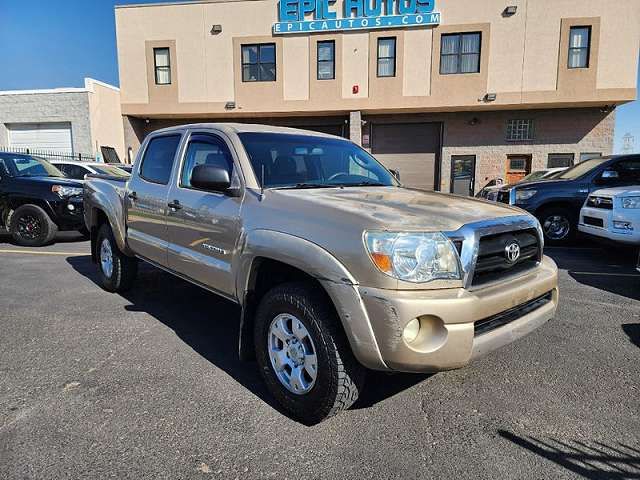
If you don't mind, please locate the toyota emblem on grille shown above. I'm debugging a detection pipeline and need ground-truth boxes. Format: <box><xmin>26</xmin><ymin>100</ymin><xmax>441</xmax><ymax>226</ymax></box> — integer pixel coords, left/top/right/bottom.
<box><xmin>505</xmin><ymin>242</ymin><xmax>521</xmax><ymax>263</ymax></box>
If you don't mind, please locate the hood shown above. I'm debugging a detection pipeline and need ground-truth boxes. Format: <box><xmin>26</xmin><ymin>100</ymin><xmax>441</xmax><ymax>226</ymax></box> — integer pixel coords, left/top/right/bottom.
<box><xmin>13</xmin><ymin>176</ymin><xmax>84</xmax><ymax>188</ymax></box>
<box><xmin>591</xmin><ymin>186</ymin><xmax>640</xmax><ymax>198</ymax></box>
<box><xmin>270</xmin><ymin>186</ymin><xmax>524</xmax><ymax>232</ymax></box>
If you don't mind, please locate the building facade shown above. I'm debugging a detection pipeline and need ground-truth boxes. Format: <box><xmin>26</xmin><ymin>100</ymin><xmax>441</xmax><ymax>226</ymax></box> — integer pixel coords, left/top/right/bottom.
<box><xmin>0</xmin><ymin>78</ymin><xmax>125</xmax><ymax>161</ymax></box>
<box><xmin>115</xmin><ymin>0</ymin><xmax>640</xmax><ymax>193</ymax></box>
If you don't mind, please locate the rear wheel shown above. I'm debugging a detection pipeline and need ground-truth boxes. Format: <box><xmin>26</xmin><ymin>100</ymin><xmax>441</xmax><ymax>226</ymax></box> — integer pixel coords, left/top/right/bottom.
<box><xmin>538</xmin><ymin>207</ymin><xmax>575</xmax><ymax>245</ymax></box>
<box><xmin>254</xmin><ymin>282</ymin><xmax>365</xmax><ymax>424</ymax></box>
<box><xmin>95</xmin><ymin>223</ymin><xmax>138</xmax><ymax>292</ymax></box>
<box><xmin>9</xmin><ymin>204</ymin><xmax>57</xmax><ymax>247</ymax></box>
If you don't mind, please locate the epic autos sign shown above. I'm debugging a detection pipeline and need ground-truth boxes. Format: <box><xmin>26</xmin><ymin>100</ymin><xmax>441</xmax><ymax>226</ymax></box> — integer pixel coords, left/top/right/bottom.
<box><xmin>273</xmin><ymin>0</ymin><xmax>441</xmax><ymax>34</ymax></box>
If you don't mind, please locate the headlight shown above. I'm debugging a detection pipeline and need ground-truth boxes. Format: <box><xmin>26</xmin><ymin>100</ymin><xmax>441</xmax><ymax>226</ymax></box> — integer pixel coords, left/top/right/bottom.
<box><xmin>364</xmin><ymin>231</ymin><xmax>461</xmax><ymax>283</ymax></box>
<box><xmin>52</xmin><ymin>185</ymin><xmax>83</xmax><ymax>198</ymax></box>
<box><xmin>515</xmin><ymin>189</ymin><xmax>537</xmax><ymax>202</ymax></box>
<box><xmin>622</xmin><ymin>197</ymin><xmax>640</xmax><ymax>209</ymax></box>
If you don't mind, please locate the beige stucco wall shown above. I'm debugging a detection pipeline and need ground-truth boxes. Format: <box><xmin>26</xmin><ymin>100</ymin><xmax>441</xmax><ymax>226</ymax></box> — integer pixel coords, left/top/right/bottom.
<box><xmin>86</xmin><ymin>80</ymin><xmax>125</xmax><ymax>160</ymax></box>
<box><xmin>115</xmin><ymin>0</ymin><xmax>639</xmax><ymax>117</ymax></box>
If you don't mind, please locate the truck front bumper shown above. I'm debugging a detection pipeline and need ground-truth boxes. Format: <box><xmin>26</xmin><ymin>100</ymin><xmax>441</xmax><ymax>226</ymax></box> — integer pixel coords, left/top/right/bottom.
<box><xmin>353</xmin><ymin>256</ymin><xmax>558</xmax><ymax>373</ymax></box>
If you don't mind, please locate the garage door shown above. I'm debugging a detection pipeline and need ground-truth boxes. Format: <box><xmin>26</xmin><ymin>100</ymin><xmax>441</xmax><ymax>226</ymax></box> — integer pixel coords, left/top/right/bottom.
<box><xmin>371</xmin><ymin>123</ymin><xmax>441</xmax><ymax>190</ymax></box>
<box><xmin>8</xmin><ymin>123</ymin><xmax>73</xmax><ymax>154</ymax></box>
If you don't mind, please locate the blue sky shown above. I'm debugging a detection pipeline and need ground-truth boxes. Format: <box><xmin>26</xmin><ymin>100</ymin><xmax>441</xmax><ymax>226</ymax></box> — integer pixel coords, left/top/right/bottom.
<box><xmin>0</xmin><ymin>0</ymin><xmax>637</xmax><ymax>153</ymax></box>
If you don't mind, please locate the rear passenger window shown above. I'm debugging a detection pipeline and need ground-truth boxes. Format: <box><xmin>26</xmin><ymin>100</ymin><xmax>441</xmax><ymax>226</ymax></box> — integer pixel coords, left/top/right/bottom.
<box><xmin>180</xmin><ymin>136</ymin><xmax>234</xmax><ymax>188</ymax></box>
<box><xmin>140</xmin><ymin>135</ymin><xmax>181</xmax><ymax>185</ymax></box>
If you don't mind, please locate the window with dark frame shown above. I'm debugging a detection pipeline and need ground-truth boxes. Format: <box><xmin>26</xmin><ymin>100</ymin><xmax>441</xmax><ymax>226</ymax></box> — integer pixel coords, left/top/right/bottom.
<box><xmin>241</xmin><ymin>43</ymin><xmax>276</xmax><ymax>82</ymax></box>
<box><xmin>440</xmin><ymin>32</ymin><xmax>481</xmax><ymax>75</ymax></box>
<box><xmin>153</xmin><ymin>48</ymin><xmax>171</xmax><ymax>85</ymax></box>
<box><xmin>506</xmin><ymin>119</ymin><xmax>535</xmax><ymax>141</ymax></box>
<box><xmin>568</xmin><ymin>26</ymin><xmax>591</xmax><ymax>69</ymax></box>
<box><xmin>548</xmin><ymin>153</ymin><xmax>575</xmax><ymax>168</ymax></box>
<box><xmin>317</xmin><ymin>41</ymin><xmax>335</xmax><ymax>80</ymax></box>
<box><xmin>377</xmin><ymin>37</ymin><xmax>396</xmax><ymax>77</ymax></box>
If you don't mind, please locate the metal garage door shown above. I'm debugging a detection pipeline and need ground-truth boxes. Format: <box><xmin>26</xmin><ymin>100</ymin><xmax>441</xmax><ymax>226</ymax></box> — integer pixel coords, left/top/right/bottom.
<box><xmin>8</xmin><ymin>123</ymin><xmax>73</xmax><ymax>154</ymax></box>
<box><xmin>371</xmin><ymin>123</ymin><xmax>441</xmax><ymax>190</ymax></box>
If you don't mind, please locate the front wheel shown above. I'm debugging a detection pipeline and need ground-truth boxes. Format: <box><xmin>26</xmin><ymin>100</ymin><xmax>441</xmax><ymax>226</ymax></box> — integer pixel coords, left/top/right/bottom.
<box><xmin>254</xmin><ymin>283</ymin><xmax>365</xmax><ymax>424</ymax></box>
<box><xmin>9</xmin><ymin>204</ymin><xmax>58</xmax><ymax>247</ymax></box>
<box><xmin>95</xmin><ymin>223</ymin><xmax>138</xmax><ymax>292</ymax></box>
<box><xmin>538</xmin><ymin>207</ymin><xmax>575</xmax><ymax>245</ymax></box>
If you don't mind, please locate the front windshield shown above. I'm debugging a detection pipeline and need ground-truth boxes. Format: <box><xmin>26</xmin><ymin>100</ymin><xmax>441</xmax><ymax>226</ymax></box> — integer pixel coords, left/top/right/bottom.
<box><xmin>92</xmin><ymin>165</ymin><xmax>130</xmax><ymax>177</ymax></box>
<box><xmin>556</xmin><ymin>158</ymin><xmax>609</xmax><ymax>180</ymax></box>
<box><xmin>0</xmin><ymin>154</ymin><xmax>64</xmax><ymax>178</ymax></box>
<box><xmin>238</xmin><ymin>132</ymin><xmax>397</xmax><ymax>189</ymax></box>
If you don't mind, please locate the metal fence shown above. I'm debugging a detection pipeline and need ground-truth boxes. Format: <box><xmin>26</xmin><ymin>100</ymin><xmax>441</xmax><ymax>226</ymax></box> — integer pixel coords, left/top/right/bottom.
<box><xmin>0</xmin><ymin>146</ymin><xmax>96</xmax><ymax>163</ymax></box>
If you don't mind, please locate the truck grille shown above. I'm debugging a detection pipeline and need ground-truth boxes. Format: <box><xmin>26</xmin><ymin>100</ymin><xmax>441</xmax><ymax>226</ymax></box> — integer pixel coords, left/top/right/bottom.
<box><xmin>586</xmin><ymin>196</ymin><xmax>613</xmax><ymax>210</ymax></box>
<box><xmin>496</xmin><ymin>190</ymin><xmax>511</xmax><ymax>205</ymax></box>
<box><xmin>471</xmin><ymin>228</ymin><xmax>540</xmax><ymax>287</ymax></box>
<box><xmin>474</xmin><ymin>291</ymin><xmax>553</xmax><ymax>336</ymax></box>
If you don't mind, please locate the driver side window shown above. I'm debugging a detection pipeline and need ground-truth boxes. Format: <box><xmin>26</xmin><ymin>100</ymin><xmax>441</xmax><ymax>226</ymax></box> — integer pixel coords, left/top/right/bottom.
<box><xmin>180</xmin><ymin>135</ymin><xmax>234</xmax><ymax>189</ymax></box>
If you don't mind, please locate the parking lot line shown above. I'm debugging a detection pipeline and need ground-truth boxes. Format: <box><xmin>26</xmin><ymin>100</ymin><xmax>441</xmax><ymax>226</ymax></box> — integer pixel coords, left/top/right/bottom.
<box><xmin>0</xmin><ymin>249</ymin><xmax>87</xmax><ymax>256</ymax></box>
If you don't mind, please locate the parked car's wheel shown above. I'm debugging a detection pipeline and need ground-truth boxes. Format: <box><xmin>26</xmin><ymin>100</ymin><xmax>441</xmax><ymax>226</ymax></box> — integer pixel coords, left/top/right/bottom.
<box><xmin>9</xmin><ymin>204</ymin><xmax>58</xmax><ymax>247</ymax></box>
<box><xmin>254</xmin><ymin>282</ymin><xmax>365</xmax><ymax>424</ymax></box>
<box><xmin>95</xmin><ymin>223</ymin><xmax>137</xmax><ymax>292</ymax></box>
<box><xmin>538</xmin><ymin>207</ymin><xmax>575</xmax><ymax>245</ymax></box>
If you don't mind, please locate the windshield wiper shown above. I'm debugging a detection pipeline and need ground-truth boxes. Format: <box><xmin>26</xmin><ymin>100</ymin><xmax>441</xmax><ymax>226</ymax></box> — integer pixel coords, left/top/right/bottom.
<box><xmin>336</xmin><ymin>181</ymin><xmax>387</xmax><ymax>187</ymax></box>
<box><xmin>273</xmin><ymin>183</ymin><xmax>341</xmax><ymax>190</ymax></box>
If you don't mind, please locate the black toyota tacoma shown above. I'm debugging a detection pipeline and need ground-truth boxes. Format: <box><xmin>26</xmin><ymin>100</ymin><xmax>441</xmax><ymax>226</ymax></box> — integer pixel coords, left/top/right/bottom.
<box><xmin>0</xmin><ymin>152</ymin><xmax>85</xmax><ymax>246</ymax></box>
<box><xmin>495</xmin><ymin>154</ymin><xmax>640</xmax><ymax>244</ymax></box>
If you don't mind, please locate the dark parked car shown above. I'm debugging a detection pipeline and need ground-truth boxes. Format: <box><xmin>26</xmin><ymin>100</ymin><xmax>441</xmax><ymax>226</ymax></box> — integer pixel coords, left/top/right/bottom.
<box><xmin>495</xmin><ymin>154</ymin><xmax>640</xmax><ymax>244</ymax></box>
<box><xmin>0</xmin><ymin>153</ymin><xmax>85</xmax><ymax>246</ymax></box>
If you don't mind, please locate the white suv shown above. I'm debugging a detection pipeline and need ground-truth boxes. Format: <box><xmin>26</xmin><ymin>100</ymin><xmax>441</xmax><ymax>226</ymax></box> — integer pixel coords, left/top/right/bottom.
<box><xmin>579</xmin><ymin>186</ymin><xmax>640</xmax><ymax>244</ymax></box>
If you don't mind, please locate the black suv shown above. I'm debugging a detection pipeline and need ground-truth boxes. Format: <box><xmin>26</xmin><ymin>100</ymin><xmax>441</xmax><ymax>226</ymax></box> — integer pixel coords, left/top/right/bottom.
<box><xmin>496</xmin><ymin>154</ymin><xmax>640</xmax><ymax>244</ymax></box>
<box><xmin>0</xmin><ymin>152</ymin><xmax>86</xmax><ymax>246</ymax></box>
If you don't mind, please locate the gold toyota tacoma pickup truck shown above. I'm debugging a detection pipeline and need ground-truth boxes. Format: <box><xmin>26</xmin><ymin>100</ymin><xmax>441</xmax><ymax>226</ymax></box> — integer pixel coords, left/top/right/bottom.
<box><xmin>84</xmin><ymin>124</ymin><xmax>558</xmax><ymax>424</ymax></box>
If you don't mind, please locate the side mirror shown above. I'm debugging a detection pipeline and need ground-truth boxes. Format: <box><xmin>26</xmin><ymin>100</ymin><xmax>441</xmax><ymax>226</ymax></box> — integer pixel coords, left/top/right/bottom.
<box><xmin>389</xmin><ymin>169</ymin><xmax>401</xmax><ymax>181</ymax></box>
<box><xmin>190</xmin><ymin>165</ymin><xmax>231</xmax><ymax>192</ymax></box>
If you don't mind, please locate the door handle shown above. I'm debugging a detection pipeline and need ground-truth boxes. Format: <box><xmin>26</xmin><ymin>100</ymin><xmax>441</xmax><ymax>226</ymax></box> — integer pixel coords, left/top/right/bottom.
<box><xmin>128</xmin><ymin>191</ymin><xmax>137</xmax><ymax>200</ymax></box>
<box><xmin>167</xmin><ymin>200</ymin><xmax>182</xmax><ymax>210</ymax></box>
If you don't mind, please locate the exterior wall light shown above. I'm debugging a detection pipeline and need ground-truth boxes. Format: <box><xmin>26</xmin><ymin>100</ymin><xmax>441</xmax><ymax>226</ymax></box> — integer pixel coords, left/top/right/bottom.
<box><xmin>503</xmin><ymin>6</ymin><xmax>517</xmax><ymax>16</ymax></box>
<box><xmin>484</xmin><ymin>93</ymin><xmax>497</xmax><ymax>102</ymax></box>
<box><xmin>225</xmin><ymin>101</ymin><xmax>236</xmax><ymax>110</ymax></box>
<box><xmin>211</xmin><ymin>24</ymin><xmax>223</xmax><ymax>35</ymax></box>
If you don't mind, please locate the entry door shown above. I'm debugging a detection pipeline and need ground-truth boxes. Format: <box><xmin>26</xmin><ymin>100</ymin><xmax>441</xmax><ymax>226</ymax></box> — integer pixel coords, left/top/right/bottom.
<box><xmin>450</xmin><ymin>155</ymin><xmax>476</xmax><ymax>196</ymax></box>
<box><xmin>506</xmin><ymin>155</ymin><xmax>532</xmax><ymax>184</ymax></box>
<box><xmin>166</xmin><ymin>132</ymin><xmax>242</xmax><ymax>299</ymax></box>
<box><xmin>126</xmin><ymin>134</ymin><xmax>182</xmax><ymax>266</ymax></box>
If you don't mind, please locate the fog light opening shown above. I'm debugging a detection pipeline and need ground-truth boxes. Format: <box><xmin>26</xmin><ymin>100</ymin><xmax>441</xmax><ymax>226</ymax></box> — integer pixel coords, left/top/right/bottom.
<box><xmin>67</xmin><ymin>204</ymin><xmax>75</xmax><ymax>211</ymax></box>
<box><xmin>402</xmin><ymin>315</ymin><xmax>448</xmax><ymax>353</ymax></box>
<box><xmin>403</xmin><ymin>318</ymin><xmax>420</xmax><ymax>343</ymax></box>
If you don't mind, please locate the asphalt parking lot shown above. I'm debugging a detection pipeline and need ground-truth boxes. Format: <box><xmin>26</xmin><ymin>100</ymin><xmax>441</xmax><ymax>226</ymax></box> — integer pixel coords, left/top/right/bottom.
<box><xmin>1</xmin><ymin>233</ymin><xmax>639</xmax><ymax>479</ymax></box>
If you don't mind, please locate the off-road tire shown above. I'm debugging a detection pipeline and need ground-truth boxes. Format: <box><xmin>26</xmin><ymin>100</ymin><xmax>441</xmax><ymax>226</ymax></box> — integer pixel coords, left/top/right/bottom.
<box><xmin>537</xmin><ymin>206</ymin><xmax>576</xmax><ymax>245</ymax></box>
<box><xmin>9</xmin><ymin>204</ymin><xmax>58</xmax><ymax>247</ymax></box>
<box><xmin>96</xmin><ymin>223</ymin><xmax>138</xmax><ymax>293</ymax></box>
<box><xmin>254</xmin><ymin>282</ymin><xmax>365</xmax><ymax>424</ymax></box>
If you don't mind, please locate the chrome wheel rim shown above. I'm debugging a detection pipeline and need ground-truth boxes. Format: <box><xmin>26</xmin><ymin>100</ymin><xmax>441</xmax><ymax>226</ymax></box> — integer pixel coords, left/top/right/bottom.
<box><xmin>268</xmin><ymin>313</ymin><xmax>317</xmax><ymax>395</ymax></box>
<box><xmin>100</xmin><ymin>238</ymin><xmax>114</xmax><ymax>278</ymax></box>
<box><xmin>543</xmin><ymin>215</ymin><xmax>570</xmax><ymax>240</ymax></box>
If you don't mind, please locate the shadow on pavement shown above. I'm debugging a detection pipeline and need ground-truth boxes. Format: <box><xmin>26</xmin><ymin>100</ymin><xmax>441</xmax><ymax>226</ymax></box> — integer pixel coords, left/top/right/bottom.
<box><xmin>545</xmin><ymin>245</ymin><xmax>640</xmax><ymax>301</ymax></box>
<box><xmin>499</xmin><ymin>430</ymin><xmax>640</xmax><ymax>479</ymax></box>
<box><xmin>66</xmin><ymin>255</ymin><xmax>426</xmax><ymax>423</ymax></box>
<box><xmin>0</xmin><ymin>231</ymin><xmax>87</xmax><ymax>246</ymax></box>
<box><xmin>622</xmin><ymin>324</ymin><xmax>640</xmax><ymax>349</ymax></box>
